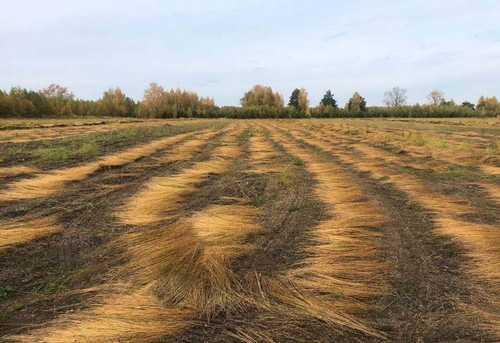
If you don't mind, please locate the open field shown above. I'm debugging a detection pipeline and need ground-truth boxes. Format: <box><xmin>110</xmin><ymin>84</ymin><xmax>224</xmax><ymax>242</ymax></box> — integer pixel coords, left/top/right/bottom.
<box><xmin>0</xmin><ymin>118</ymin><xmax>144</xmax><ymax>130</ymax></box>
<box><xmin>0</xmin><ymin>118</ymin><xmax>212</xmax><ymax>144</ymax></box>
<box><xmin>0</xmin><ymin>118</ymin><xmax>498</xmax><ymax>342</ymax></box>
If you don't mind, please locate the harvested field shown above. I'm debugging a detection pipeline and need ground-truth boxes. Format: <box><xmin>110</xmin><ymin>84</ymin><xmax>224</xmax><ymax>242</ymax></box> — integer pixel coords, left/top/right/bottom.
<box><xmin>0</xmin><ymin>118</ymin><xmax>210</xmax><ymax>144</ymax></box>
<box><xmin>0</xmin><ymin>118</ymin><xmax>498</xmax><ymax>342</ymax></box>
<box><xmin>0</xmin><ymin>118</ymin><xmax>141</xmax><ymax>130</ymax></box>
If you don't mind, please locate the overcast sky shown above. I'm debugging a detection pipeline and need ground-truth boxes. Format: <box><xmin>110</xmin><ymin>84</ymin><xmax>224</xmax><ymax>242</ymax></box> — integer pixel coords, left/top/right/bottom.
<box><xmin>2</xmin><ymin>0</ymin><xmax>500</xmax><ymax>106</ymax></box>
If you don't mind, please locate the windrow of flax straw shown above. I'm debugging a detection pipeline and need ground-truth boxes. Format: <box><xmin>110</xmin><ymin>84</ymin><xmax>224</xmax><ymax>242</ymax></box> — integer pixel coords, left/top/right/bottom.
<box><xmin>316</xmin><ymin>126</ymin><xmax>500</xmax><ymax>191</ymax></box>
<box><xmin>8</xmin><ymin>128</ymin><xmax>268</xmax><ymax>342</ymax></box>
<box><xmin>479</xmin><ymin>182</ymin><xmax>500</xmax><ymax>206</ymax></box>
<box><xmin>480</xmin><ymin>164</ymin><xmax>500</xmax><ymax>177</ymax></box>
<box><xmin>118</xmin><ymin>129</ymin><xmax>243</xmax><ymax>226</ymax></box>
<box><xmin>0</xmin><ymin>120</ymin><xmax>166</xmax><ymax>144</ymax></box>
<box><xmin>0</xmin><ymin>217</ymin><xmax>61</xmax><ymax>252</ymax></box>
<box><xmin>0</xmin><ymin>166</ymin><xmax>39</xmax><ymax>179</ymax></box>
<box><xmin>221</xmin><ymin>128</ymin><xmax>388</xmax><ymax>341</ymax></box>
<box><xmin>0</xmin><ymin>131</ymin><xmax>198</xmax><ymax>202</ymax></box>
<box><xmin>319</xmin><ymin>123</ymin><xmax>500</xmax><ymax>178</ymax></box>
<box><xmin>278</xmin><ymin>135</ymin><xmax>387</xmax><ymax>338</ymax></box>
<box><xmin>9</xmin><ymin>205</ymin><xmax>262</xmax><ymax>342</ymax></box>
<box><xmin>352</xmin><ymin>142</ymin><xmax>500</xmax><ymax>207</ymax></box>
<box><xmin>156</xmin><ymin>129</ymin><xmax>223</xmax><ymax>163</ymax></box>
<box><xmin>123</xmin><ymin>205</ymin><xmax>263</xmax><ymax>316</ymax></box>
<box><xmin>296</xmin><ymin>130</ymin><xmax>500</xmax><ymax>338</ymax></box>
<box><xmin>0</xmin><ymin>129</ymin><xmax>222</xmax><ymax>251</ymax></box>
<box><xmin>248</xmin><ymin>130</ymin><xmax>279</xmax><ymax>174</ymax></box>
<box><xmin>9</xmin><ymin>285</ymin><xmax>192</xmax><ymax>343</ymax></box>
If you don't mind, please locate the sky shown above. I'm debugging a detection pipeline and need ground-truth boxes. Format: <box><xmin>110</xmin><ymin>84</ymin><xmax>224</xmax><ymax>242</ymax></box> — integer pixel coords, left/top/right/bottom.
<box><xmin>1</xmin><ymin>0</ymin><xmax>500</xmax><ymax>106</ymax></box>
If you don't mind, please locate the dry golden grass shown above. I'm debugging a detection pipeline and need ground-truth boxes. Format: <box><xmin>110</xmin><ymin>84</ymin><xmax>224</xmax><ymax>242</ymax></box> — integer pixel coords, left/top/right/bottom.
<box><xmin>315</xmin><ymin>122</ymin><xmax>500</xmax><ymax>178</ymax></box>
<box><xmin>224</xmin><ymin>274</ymin><xmax>382</xmax><ymax>342</ymax></box>
<box><xmin>294</xmin><ymin>131</ymin><xmax>474</xmax><ymax>214</ymax></box>
<box><xmin>351</xmin><ymin>138</ymin><xmax>498</xmax><ymax>178</ymax></box>
<box><xmin>9</xmin><ymin>286</ymin><xmax>191</xmax><ymax>343</ymax></box>
<box><xmin>0</xmin><ymin>118</ymin><xmax>117</xmax><ymax>130</ymax></box>
<box><xmin>0</xmin><ymin>164</ymin><xmax>101</xmax><ymax>202</ymax></box>
<box><xmin>262</xmin><ymin>132</ymin><xmax>388</xmax><ymax>338</ymax></box>
<box><xmin>8</xmin><ymin>127</ymin><xmax>256</xmax><ymax>341</ymax></box>
<box><xmin>295</xmin><ymin>129</ymin><xmax>500</xmax><ymax>339</ymax></box>
<box><xmin>227</xmin><ymin>327</ymin><xmax>276</xmax><ymax>343</ymax></box>
<box><xmin>12</xmin><ymin>203</ymin><xmax>262</xmax><ymax>342</ymax></box>
<box><xmin>300</xmin><ymin>130</ymin><xmax>487</xmax><ymax>216</ymax></box>
<box><xmin>96</xmin><ymin>131</ymin><xmax>194</xmax><ymax>167</ymax></box>
<box><xmin>480</xmin><ymin>183</ymin><xmax>500</xmax><ymax>205</ymax></box>
<box><xmin>0</xmin><ymin>120</ymin><xmax>167</xmax><ymax>143</ymax></box>
<box><xmin>352</xmin><ymin>143</ymin><xmax>426</xmax><ymax>170</ymax></box>
<box><xmin>0</xmin><ymin>132</ymin><xmax>194</xmax><ymax>202</ymax></box>
<box><xmin>0</xmin><ymin>166</ymin><xmax>39</xmax><ymax>178</ymax></box>
<box><xmin>4</xmin><ymin>121</ymin><xmax>497</xmax><ymax>341</ymax></box>
<box><xmin>0</xmin><ymin>217</ymin><xmax>61</xmax><ymax>251</ymax></box>
<box><xmin>118</xmin><ymin>131</ymin><xmax>242</xmax><ymax>226</ymax></box>
<box><xmin>249</xmin><ymin>133</ymin><xmax>279</xmax><ymax>174</ymax></box>
<box><xmin>435</xmin><ymin>218</ymin><xmax>500</xmax><ymax>335</ymax></box>
<box><xmin>10</xmin><ymin>129</ymin><xmax>250</xmax><ymax>341</ymax></box>
<box><xmin>480</xmin><ymin>165</ymin><xmax>500</xmax><ymax>176</ymax></box>
<box><xmin>124</xmin><ymin>205</ymin><xmax>262</xmax><ymax>313</ymax></box>
<box><xmin>435</xmin><ymin>218</ymin><xmax>500</xmax><ymax>283</ymax></box>
<box><xmin>158</xmin><ymin>130</ymin><xmax>220</xmax><ymax>163</ymax></box>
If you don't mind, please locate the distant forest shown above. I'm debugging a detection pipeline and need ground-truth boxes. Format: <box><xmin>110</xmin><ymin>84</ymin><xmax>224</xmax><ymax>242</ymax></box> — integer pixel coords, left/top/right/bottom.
<box><xmin>0</xmin><ymin>83</ymin><xmax>498</xmax><ymax>118</ymax></box>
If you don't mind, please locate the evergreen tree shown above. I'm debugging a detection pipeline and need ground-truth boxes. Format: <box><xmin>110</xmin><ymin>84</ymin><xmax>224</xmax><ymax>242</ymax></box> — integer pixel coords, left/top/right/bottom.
<box><xmin>320</xmin><ymin>90</ymin><xmax>337</xmax><ymax>108</ymax></box>
<box><xmin>288</xmin><ymin>88</ymin><xmax>300</xmax><ymax>109</ymax></box>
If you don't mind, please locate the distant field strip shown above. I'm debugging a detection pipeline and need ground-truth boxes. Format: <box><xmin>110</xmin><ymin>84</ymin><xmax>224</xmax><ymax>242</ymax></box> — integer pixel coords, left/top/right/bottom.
<box><xmin>351</xmin><ymin>142</ymin><xmax>500</xmax><ymax>206</ymax></box>
<box><xmin>0</xmin><ymin>120</ymin><xmax>168</xmax><ymax>143</ymax></box>
<box><xmin>0</xmin><ymin>118</ymin><xmax>139</xmax><ymax>130</ymax></box>
<box><xmin>0</xmin><ymin>131</ymin><xmax>199</xmax><ymax>202</ymax></box>
<box><xmin>301</xmin><ymin>127</ymin><xmax>498</xmax><ymax>217</ymax></box>
<box><xmin>316</xmin><ymin>124</ymin><xmax>500</xmax><ymax>177</ymax></box>
<box><xmin>295</xmin><ymin>128</ymin><xmax>500</xmax><ymax>338</ymax></box>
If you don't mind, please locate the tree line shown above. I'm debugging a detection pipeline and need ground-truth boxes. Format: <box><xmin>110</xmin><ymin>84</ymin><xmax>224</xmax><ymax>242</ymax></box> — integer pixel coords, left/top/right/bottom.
<box><xmin>0</xmin><ymin>84</ymin><xmax>498</xmax><ymax>118</ymax></box>
<box><xmin>0</xmin><ymin>84</ymin><xmax>218</xmax><ymax>118</ymax></box>
<box><xmin>224</xmin><ymin>85</ymin><xmax>497</xmax><ymax>118</ymax></box>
